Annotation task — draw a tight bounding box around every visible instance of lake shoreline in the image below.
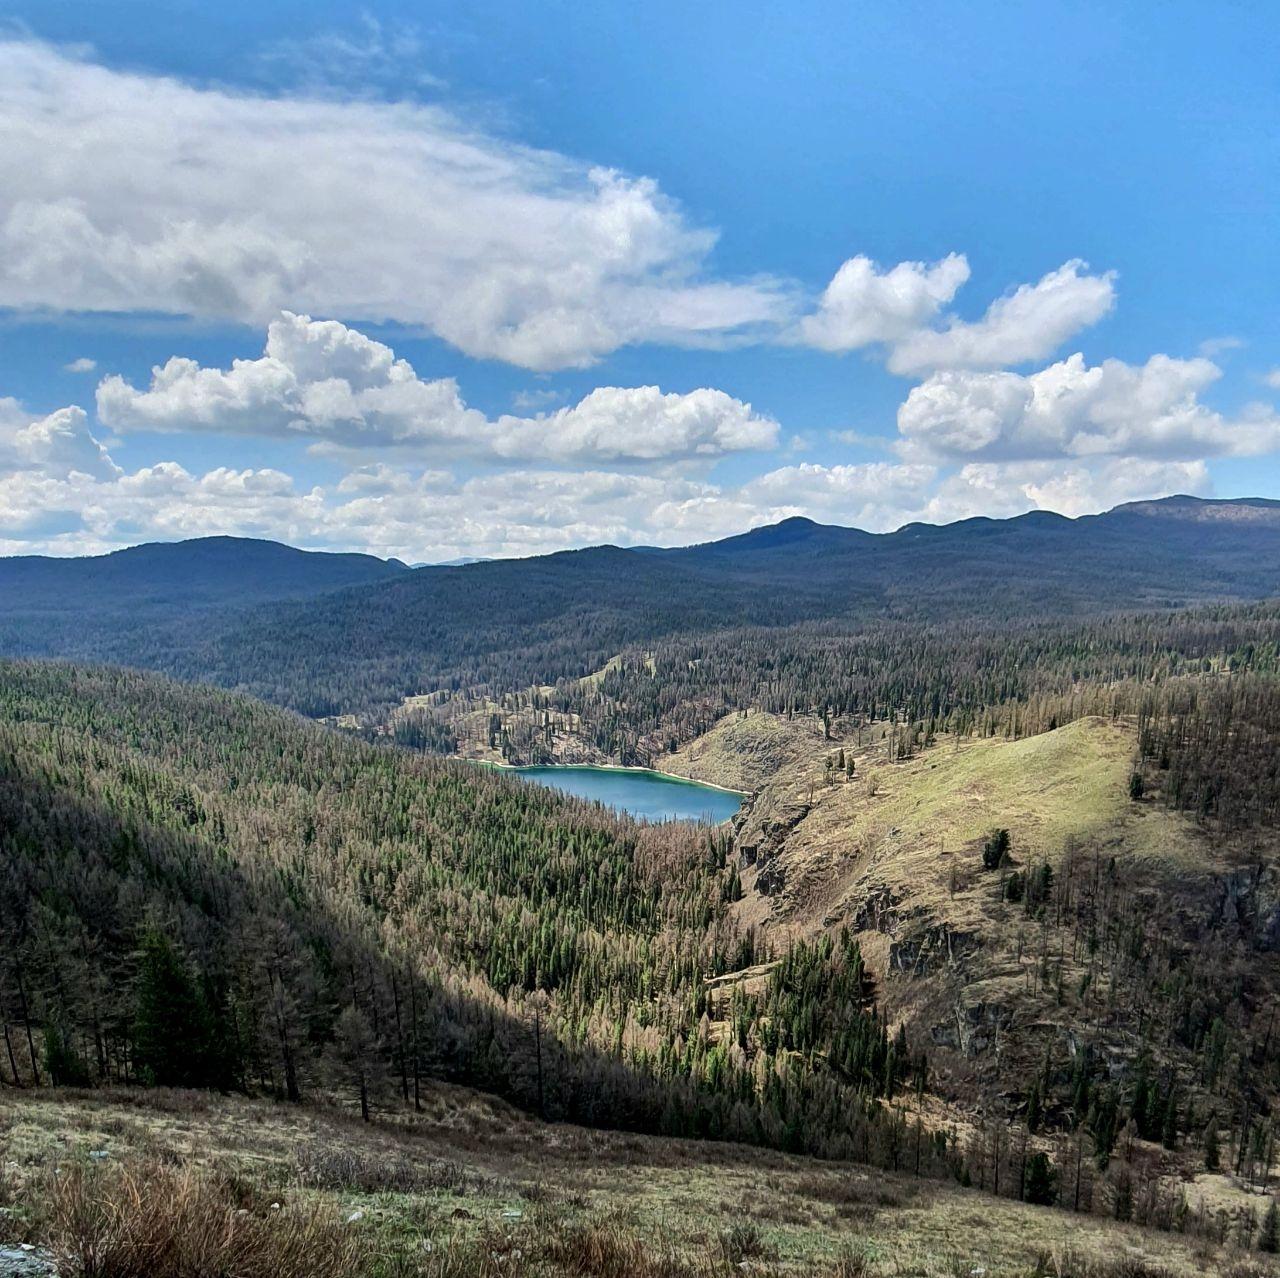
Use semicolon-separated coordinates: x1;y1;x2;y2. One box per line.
471;757;751;798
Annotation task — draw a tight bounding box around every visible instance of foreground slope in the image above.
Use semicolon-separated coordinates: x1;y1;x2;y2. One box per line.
1;1082;1243;1277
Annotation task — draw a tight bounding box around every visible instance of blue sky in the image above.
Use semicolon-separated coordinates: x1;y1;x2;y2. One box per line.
0;1;1277;560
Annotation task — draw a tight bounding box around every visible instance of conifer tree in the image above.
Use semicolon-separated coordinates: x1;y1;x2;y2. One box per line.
1024;1151;1057;1206
1205;1117;1221;1172
133;929;215;1088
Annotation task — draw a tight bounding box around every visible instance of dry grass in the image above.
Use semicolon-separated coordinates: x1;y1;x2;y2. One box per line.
0;1086;1261;1277
294;1141;489;1196
667;709;822;794
31;1160;366;1278
733;716;1219;938
540;1222;717;1277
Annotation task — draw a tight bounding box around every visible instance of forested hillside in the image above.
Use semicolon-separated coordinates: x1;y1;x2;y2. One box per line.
467;600;1280;767
0;662;925;1163
0;535;406;614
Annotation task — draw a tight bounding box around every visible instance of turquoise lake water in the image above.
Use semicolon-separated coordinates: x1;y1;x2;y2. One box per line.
506;765;744;824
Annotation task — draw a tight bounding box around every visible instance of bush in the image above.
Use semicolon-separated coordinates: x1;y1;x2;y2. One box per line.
717;1219;769;1264
44;1021;93;1087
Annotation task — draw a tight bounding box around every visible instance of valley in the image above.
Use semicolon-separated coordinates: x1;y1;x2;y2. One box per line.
5;502;1280;1274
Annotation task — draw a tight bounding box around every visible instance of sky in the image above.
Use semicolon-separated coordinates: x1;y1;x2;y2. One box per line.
1;1;1278;562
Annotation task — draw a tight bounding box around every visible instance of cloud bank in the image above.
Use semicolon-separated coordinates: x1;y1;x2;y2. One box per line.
898;353;1280;462
0;40;785;371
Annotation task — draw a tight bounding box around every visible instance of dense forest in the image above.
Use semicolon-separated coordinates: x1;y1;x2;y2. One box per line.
447;600;1280;768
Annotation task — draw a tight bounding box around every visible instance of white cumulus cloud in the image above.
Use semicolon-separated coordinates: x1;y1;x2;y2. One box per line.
898;352;1280;462
0;397;119;482
886;260;1117;376
0;39;787;371
796;254;970;352
97;312;780;463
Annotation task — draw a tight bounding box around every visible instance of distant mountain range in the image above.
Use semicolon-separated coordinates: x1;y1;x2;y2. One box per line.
0;535;407;614
3;495;1279;717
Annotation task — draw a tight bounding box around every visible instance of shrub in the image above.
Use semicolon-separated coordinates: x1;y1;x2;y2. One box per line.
982;829;1011;870
717;1219;768;1264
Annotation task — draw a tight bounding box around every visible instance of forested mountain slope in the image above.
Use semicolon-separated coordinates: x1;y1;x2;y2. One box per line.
5;657;1280;1245
3;497;1280;721
0;660;925;1164
0;535;406;614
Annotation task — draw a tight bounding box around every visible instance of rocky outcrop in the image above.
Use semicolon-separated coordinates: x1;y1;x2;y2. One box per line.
931;1001;1013;1057
0;1246;54;1277
845;883;903;933
1213;866;1280;950
737;799;810;898
889;922;979;976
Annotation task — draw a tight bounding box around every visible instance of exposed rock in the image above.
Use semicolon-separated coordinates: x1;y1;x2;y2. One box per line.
0;1246;54;1277
847;883;903;934
890;923;979;976
935;1001;1013;1058
1212;866;1280;950
756;859;787;896
737;800;809;899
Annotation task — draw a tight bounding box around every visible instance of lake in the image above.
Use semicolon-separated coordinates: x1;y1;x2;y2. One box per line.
506;765;744;824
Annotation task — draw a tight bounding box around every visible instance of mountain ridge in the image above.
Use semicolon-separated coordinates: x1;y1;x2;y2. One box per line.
0;533;408;613
4;495;1280;720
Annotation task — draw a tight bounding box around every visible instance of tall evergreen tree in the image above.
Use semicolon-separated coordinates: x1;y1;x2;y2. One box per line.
133;929;216;1088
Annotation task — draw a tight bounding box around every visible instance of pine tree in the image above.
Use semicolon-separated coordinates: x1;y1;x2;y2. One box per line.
1204;1118;1221;1172
43;1019;91;1087
1112;1169;1133;1222
1024;1151;1057;1206
1161;1088;1179;1150
132;929;216;1088
982;829;1011;871
332;1003;378;1122
1025;1078;1043;1133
